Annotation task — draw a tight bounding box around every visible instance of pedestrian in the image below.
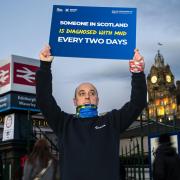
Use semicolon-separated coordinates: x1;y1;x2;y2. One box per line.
153;133;180;180
22;138;59;180
36;46;147;180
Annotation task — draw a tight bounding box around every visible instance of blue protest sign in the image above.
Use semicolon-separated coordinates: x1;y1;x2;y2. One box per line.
49;5;136;60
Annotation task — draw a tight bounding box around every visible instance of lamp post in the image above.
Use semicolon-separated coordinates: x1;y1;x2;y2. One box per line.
140;113;145;180
152;88;159;133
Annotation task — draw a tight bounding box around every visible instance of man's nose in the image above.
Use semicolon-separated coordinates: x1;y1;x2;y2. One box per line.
85;93;90;99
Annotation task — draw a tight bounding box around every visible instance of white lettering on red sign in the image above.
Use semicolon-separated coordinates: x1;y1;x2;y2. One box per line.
13;63;39;86
0;64;10;87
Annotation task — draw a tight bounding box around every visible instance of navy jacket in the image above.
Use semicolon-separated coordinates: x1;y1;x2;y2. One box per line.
36;61;147;180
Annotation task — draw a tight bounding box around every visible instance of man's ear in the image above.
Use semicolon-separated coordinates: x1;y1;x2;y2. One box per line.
73;98;77;106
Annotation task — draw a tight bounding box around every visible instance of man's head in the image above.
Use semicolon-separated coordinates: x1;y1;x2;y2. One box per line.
158;133;172;145
73;82;99;107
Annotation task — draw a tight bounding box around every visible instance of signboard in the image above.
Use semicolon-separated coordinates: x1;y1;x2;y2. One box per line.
0;55;39;95
0;115;49;127
2;114;15;141
49;5;136;60
0;63;10;88
13;62;38;86
0;92;40;112
149;134;179;164
0;94;11;111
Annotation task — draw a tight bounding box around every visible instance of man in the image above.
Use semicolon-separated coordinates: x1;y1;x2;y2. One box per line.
153;133;180;180
36;46;147;180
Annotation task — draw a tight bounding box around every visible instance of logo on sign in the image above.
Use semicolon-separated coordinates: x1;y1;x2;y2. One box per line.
0;63;10;87
5;115;13;128
13;63;39;86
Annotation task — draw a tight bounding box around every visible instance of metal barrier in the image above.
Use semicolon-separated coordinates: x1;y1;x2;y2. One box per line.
120;138;150;180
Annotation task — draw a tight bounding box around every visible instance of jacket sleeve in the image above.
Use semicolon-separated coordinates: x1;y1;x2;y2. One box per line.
110;72;147;133
36;61;68;135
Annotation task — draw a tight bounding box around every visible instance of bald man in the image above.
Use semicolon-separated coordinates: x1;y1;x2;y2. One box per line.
36;46;147;180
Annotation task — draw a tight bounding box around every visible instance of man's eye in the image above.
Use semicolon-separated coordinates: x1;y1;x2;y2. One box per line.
89;91;96;96
79;92;85;96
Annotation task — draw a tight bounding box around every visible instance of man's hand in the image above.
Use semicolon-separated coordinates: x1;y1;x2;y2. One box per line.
39;45;54;62
129;48;145;73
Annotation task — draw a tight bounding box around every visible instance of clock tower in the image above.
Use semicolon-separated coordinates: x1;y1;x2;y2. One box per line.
147;50;177;121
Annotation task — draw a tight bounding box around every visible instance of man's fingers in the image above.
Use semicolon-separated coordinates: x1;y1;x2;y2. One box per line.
39;45;54;62
129;59;145;73
133;48;144;62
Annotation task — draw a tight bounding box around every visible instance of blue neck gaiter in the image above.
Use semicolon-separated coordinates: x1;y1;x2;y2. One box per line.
76;104;98;118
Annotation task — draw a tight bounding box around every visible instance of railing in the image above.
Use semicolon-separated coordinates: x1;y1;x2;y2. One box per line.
27;111;60;158
120;138;150;180
32;124;59;156
120;114;180;180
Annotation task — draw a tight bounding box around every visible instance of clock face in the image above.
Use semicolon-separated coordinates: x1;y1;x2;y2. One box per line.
166;75;171;83
151;75;157;84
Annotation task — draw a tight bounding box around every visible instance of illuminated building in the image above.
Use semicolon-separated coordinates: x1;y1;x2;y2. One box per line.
147;50;179;122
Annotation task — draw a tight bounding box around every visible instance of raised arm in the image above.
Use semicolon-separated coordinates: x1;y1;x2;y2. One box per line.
36;45;67;135
111;49;147;133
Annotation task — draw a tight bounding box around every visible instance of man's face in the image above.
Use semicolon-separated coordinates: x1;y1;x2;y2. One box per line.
73;83;99;107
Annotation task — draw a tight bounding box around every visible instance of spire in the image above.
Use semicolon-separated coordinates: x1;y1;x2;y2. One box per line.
154;50;165;68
